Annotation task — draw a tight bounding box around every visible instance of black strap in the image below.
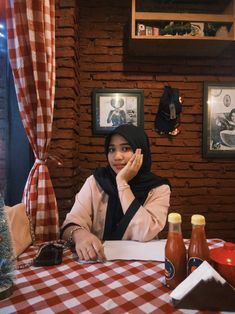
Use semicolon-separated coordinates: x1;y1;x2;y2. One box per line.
102;196;118;240
104;198;141;240
168;87;177;120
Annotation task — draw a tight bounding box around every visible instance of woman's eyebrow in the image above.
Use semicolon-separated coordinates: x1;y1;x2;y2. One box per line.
109;142;130;147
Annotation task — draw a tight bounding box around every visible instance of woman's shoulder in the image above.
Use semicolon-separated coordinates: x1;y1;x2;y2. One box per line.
79;175;98;191
143;184;171;206
150;184;171;195
86;174;104;193
85;174;98;186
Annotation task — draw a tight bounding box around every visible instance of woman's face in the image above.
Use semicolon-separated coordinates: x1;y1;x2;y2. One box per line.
230;112;235;123
107;134;134;174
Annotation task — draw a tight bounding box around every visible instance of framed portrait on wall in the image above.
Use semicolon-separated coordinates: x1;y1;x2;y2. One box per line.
92;89;144;134
203;81;235;158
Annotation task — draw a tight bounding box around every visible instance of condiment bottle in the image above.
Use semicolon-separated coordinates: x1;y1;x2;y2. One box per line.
187;214;210;275
165;212;187;289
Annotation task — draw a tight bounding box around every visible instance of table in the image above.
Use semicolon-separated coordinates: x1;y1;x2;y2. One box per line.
0;239;225;314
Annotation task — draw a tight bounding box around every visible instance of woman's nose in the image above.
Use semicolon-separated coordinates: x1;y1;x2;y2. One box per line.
114;150;123;160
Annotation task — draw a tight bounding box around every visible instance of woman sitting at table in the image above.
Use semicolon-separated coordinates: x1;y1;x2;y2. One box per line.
61;124;171;261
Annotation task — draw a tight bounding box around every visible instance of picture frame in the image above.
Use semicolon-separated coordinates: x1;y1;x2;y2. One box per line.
92;88;144;134
203;81;235;158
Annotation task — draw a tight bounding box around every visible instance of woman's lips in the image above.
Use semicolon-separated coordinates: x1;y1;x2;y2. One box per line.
114;164;125;170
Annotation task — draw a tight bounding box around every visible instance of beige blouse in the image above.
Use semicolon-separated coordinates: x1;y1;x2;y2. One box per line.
63;175;171;241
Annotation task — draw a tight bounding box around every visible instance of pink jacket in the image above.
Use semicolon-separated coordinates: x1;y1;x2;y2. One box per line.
63;175;171;241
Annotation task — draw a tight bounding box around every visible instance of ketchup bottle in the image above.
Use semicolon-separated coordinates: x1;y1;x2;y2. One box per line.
165;213;187;289
187;214;210;275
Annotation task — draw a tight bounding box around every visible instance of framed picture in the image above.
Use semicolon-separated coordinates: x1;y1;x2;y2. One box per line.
92;89;144;134
203;81;235;158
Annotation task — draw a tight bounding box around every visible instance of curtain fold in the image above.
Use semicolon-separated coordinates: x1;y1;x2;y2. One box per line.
6;0;59;241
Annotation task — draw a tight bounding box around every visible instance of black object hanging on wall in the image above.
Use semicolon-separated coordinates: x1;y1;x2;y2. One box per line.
154;86;182;136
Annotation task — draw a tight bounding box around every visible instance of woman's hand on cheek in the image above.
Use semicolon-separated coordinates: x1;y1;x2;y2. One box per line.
116;148;143;183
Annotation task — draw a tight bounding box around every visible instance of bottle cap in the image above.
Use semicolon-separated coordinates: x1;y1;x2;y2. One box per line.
168;212;182;223
191;214;205;225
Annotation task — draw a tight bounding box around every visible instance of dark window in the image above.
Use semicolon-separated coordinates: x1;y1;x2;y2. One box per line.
0;12;34;205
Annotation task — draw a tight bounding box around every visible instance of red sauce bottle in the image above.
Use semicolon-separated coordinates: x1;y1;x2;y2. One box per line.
165;213;187;289
187;214;210;275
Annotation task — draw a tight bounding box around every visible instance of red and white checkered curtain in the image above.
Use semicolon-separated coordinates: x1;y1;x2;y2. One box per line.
6;0;59;241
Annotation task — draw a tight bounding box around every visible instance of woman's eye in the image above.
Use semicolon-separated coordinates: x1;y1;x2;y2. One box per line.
108;147;115;153
122;146;131;152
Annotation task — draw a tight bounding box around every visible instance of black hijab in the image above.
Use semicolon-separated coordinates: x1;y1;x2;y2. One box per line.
93;124;170;240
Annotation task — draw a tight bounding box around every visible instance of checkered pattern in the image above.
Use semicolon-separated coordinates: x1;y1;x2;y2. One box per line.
0;239;224;314
6;0;59;241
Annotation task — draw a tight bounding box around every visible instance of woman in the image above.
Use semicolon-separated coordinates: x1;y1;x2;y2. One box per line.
211;108;235;149
107;98;126;126
61;124;171;261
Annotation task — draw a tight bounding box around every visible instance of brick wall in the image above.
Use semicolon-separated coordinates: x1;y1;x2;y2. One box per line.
53;0;235;241
50;0;80;220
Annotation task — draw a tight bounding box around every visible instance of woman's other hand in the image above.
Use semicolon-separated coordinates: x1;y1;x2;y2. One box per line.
73;228;106;262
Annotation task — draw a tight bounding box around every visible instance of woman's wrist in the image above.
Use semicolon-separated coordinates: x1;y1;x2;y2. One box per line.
60;222;80;239
67;225;86;246
116;177;128;185
117;182;130;191
116;178;130;191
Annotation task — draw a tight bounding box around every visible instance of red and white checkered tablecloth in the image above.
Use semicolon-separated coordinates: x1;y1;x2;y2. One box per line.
0;239;225;314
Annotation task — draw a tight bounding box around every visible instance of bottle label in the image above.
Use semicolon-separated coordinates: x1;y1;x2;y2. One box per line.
165;257;175;280
187;257;203;274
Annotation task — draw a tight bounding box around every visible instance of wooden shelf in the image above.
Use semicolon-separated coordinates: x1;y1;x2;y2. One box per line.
129;0;235;57
135;12;234;23
128;37;233;57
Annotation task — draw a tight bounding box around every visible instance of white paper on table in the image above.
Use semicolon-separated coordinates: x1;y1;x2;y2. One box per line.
103;239;167;261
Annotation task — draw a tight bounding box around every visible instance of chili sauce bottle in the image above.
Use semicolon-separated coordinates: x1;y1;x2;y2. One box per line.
187;214;210;275
165;212;187;289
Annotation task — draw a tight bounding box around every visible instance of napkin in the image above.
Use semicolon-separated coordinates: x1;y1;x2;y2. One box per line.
170;261;235;311
103;239;166;261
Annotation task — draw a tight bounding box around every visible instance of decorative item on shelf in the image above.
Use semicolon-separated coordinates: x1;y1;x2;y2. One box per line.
216;25;230;38
137;23;146;36
160;21;191;36
137;23;160;37
153;26;159;36
204;23;221;37
146;26;153;36
204;23;231;37
190;23;204;37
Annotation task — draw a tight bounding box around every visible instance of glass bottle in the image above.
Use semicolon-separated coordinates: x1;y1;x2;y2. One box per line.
187;214;210;275
165;212;187;289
